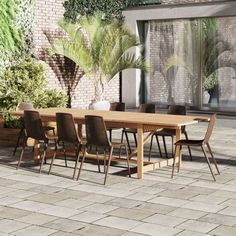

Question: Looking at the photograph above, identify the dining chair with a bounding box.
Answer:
[148,105,192,160]
[48,112,84,179]
[17,110,57,173]
[122,103,160,154]
[77,115,131,185]
[171,113,220,181]
[107,102,126,142]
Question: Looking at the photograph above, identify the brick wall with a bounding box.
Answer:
[33,0,119,108]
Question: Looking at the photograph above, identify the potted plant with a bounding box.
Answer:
[50,13,147,109]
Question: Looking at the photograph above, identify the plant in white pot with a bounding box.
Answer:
[50,13,147,109]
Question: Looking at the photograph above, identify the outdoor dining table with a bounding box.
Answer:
[11,107,208,179]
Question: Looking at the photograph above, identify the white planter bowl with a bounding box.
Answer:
[90,101,110,110]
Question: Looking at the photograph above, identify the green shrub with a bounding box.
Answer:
[0,56,68,112]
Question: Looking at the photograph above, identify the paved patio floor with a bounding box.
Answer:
[0,114,235,236]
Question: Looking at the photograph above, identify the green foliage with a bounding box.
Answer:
[63,0,128,22]
[0,56,68,112]
[3,114,24,129]
[51,13,147,101]
[0,0,23,70]
[201,18,236,91]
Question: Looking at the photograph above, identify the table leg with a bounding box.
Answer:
[137,124,144,179]
[175,128,181,169]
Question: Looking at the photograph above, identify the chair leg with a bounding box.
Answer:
[162,136,168,158]
[77,146,87,180]
[124,131,131,154]
[148,134,154,161]
[73,144,81,179]
[201,145,216,181]
[13,128,24,156]
[171,136,174,157]
[155,134,162,158]
[48,141,57,175]
[63,142,67,167]
[109,129,112,142]
[103,149,106,173]
[104,147,113,185]
[206,143,220,175]
[17,136,27,169]
[171,145,178,178]
[96,147,101,173]
[184,132,192,161]
[39,143,47,174]
[124,145,131,177]
[133,133,137,147]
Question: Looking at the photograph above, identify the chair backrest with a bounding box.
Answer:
[24,110,46,141]
[85,115,110,148]
[110,102,126,112]
[203,113,216,144]
[168,105,186,115]
[139,103,156,113]
[56,113,80,143]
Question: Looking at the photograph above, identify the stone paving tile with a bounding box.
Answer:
[130,222,182,236]
[168,208,207,220]
[50,232,79,236]
[26,193,67,204]
[38,205,81,218]
[190,194,228,205]
[209,225,236,236]
[108,207,153,221]
[54,198,93,209]
[75,224,125,236]
[80,203,118,214]
[126,192,156,201]
[70,211,106,223]
[0,206,31,219]
[94,216,141,231]
[176,219,218,233]
[11,225,57,236]
[0,196,22,206]
[0,219,29,233]
[218,206,236,217]
[121,232,146,236]
[43,218,87,233]
[148,196,189,207]
[81,193,114,203]
[199,213,236,226]
[107,198,142,209]
[10,200,50,212]
[143,213,187,227]
[16,212,57,225]
[176,230,211,236]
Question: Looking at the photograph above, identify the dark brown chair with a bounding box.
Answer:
[172,113,220,181]
[122,103,160,154]
[108,102,126,142]
[13,120,55,156]
[48,113,83,179]
[77,115,131,185]
[17,110,57,173]
[148,105,192,160]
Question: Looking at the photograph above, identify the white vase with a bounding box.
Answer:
[203,91,210,104]
[89,100,110,110]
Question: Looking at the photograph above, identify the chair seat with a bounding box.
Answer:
[175,139,204,146]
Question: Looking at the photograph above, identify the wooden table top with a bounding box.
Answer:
[10,107,209,129]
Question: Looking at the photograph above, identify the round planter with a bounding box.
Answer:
[89,100,111,111]
[18,102,34,111]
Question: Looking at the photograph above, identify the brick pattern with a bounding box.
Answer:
[33,0,119,108]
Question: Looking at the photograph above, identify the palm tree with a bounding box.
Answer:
[50,13,147,102]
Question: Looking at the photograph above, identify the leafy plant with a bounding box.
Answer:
[0,0,23,70]
[0,56,68,112]
[3,113,24,129]
[50,13,147,102]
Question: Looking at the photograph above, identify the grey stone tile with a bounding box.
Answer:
[0,219,29,233]
[0,196,22,206]
[176,230,210,236]
[190,194,227,204]
[27,193,67,204]
[94,216,141,231]
[50,232,79,236]
[209,225,236,236]
[148,196,189,207]
[143,213,186,227]
[107,198,142,209]
[130,222,182,236]
[81,193,114,203]
[121,233,146,236]
[199,213,236,226]
[54,198,93,209]
[0,206,31,219]
[108,207,153,220]
[10,200,50,212]
[77,224,124,236]
[168,208,207,220]
[12,225,57,236]
[17,212,57,225]
[126,192,156,201]
[80,203,118,214]
[177,219,218,233]
[134,202,176,214]
[43,218,87,232]
[70,211,106,223]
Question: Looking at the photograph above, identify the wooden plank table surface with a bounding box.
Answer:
[11,108,209,179]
